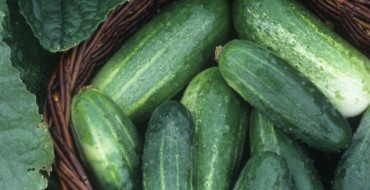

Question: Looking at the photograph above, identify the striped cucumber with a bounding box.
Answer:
[250,109,324,190]
[142,101,195,190]
[181,67,249,190]
[91,0,231,123]
[71,88,142,190]
[233,151,295,190]
[217,39,351,152]
[233,0,370,117]
[333,107,370,190]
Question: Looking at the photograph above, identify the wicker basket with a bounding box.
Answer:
[43,0,370,189]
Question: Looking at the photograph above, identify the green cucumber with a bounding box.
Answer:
[233,0,370,117]
[217,39,351,153]
[71,88,142,190]
[180,67,249,190]
[91,0,231,123]
[333,107,370,190]
[142,101,195,190]
[233,151,295,190]
[250,109,324,190]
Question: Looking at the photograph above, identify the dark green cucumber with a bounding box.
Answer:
[233,0,370,117]
[250,109,323,190]
[71,88,142,190]
[333,107,370,190]
[217,39,351,153]
[233,151,295,190]
[91,0,231,123]
[142,101,195,190]
[180,67,249,190]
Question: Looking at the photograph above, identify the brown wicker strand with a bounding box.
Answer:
[53,93,75,154]
[54,170,77,190]
[44,0,167,189]
[51,129,92,187]
[52,139,76,174]
[54,161,85,190]
[70,42,87,91]
[46,70,61,135]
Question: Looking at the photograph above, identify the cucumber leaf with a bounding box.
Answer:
[0,0,6,12]
[0,0,9,37]
[0,7,54,190]
[18,0,128,52]
[3,0,58,106]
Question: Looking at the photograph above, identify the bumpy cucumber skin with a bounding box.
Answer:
[142,101,195,190]
[71,88,142,190]
[233,151,294,190]
[91,0,231,123]
[181,67,249,190]
[250,109,324,190]
[218,39,351,153]
[233,0,370,117]
[333,107,370,190]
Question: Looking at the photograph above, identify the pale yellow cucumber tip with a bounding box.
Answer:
[214,46,223,61]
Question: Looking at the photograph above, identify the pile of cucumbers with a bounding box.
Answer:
[70,0,370,189]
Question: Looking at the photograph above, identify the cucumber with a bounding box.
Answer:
[333,107,370,190]
[217,39,351,153]
[71,88,142,190]
[180,67,249,190]
[91,0,231,123]
[249,109,324,190]
[233,151,295,190]
[233,0,370,117]
[142,101,195,190]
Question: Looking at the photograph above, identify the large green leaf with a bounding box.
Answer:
[18,0,128,52]
[0,8,54,190]
[4,0,58,107]
[0,0,6,12]
[0,0,9,37]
